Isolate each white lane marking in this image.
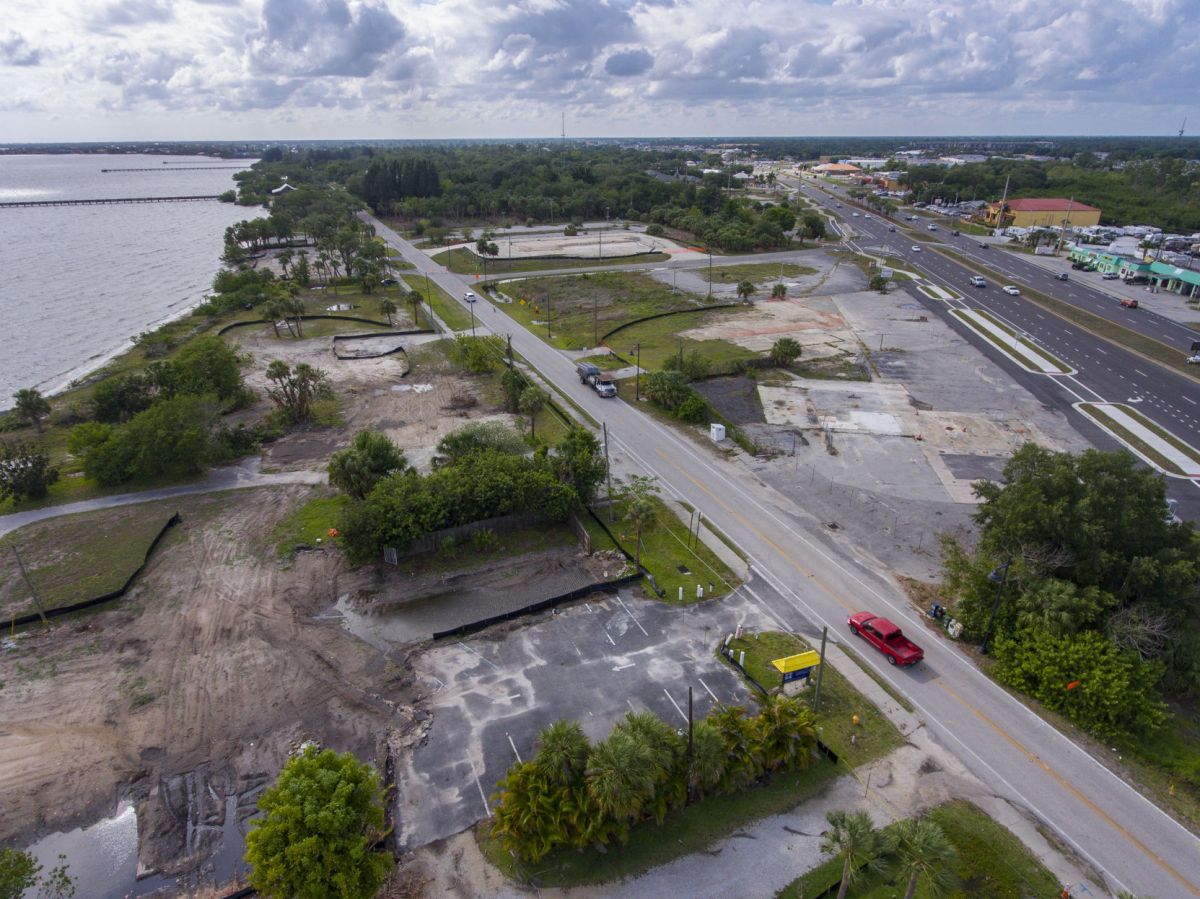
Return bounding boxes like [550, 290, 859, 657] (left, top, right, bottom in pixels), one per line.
[1185, 397, 1197, 406]
[1134, 369, 1148, 378]
[457, 641, 500, 672]
[616, 595, 649, 636]
[663, 688, 688, 723]
[602, 626, 616, 646]
[507, 733, 523, 763]
[698, 677, 720, 703]
[471, 760, 491, 817]
[612, 661, 636, 672]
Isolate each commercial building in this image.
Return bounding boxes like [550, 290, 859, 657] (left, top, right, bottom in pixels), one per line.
[984, 198, 1102, 229]
[812, 162, 862, 176]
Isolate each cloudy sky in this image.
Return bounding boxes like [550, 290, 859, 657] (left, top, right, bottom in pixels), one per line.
[1, 0, 1195, 141]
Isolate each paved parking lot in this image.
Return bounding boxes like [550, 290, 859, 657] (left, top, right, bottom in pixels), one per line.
[394, 587, 763, 850]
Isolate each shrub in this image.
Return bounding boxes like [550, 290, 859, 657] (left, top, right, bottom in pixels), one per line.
[0, 440, 59, 502]
[676, 392, 708, 424]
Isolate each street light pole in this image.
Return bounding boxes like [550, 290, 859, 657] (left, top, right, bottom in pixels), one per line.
[708, 248, 713, 298]
[632, 343, 641, 401]
[980, 557, 1013, 655]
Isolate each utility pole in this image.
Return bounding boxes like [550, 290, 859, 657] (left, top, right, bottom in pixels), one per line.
[995, 174, 1011, 234]
[506, 334, 513, 367]
[592, 294, 598, 347]
[599, 228, 603, 261]
[633, 343, 642, 401]
[11, 545, 49, 627]
[1055, 196, 1075, 257]
[708, 248, 713, 298]
[602, 421, 613, 522]
[470, 300, 476, 337]
[812, 625, 828, 712]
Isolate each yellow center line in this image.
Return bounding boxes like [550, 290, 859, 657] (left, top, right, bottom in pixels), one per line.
[938, 675, 1198, 893]
[655, 448, 1200, 895]
[652, 447, 855, 613]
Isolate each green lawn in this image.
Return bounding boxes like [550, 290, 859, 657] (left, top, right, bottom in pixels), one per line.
[479, 760, 840, 889]
[271, 492, 350, 557]
[778, 801, 1063, 899]
[604, 307, 761, 373]
[403, 275, 473, 331]
[583, 496, 739, 602]
[722, 632, 904, 768]
[432, 247, 669, 275]
[701, 262, 819, 284]
[499, 271, 715, 352]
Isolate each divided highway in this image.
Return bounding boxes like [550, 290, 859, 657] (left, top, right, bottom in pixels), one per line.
[368, 212, 1200, 898]
[793, 179, 1200, 520]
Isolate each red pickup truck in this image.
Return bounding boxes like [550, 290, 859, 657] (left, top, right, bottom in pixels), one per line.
[848, 612, 924, 666]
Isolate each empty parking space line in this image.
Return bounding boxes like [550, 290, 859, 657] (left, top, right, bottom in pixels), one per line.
[616, 595, 650, 637]
[612, 660, 636, 672]
[470, 760, 491, 818]
[698, 677, 720, 703]
[507, 733, 523, 763]
[601, 626, 616, 646]
[1134, 369, 1148, 378]
[457, 641, 500, 672]
[663, 688, 688, 723]
[1186, 397, 1197, 406]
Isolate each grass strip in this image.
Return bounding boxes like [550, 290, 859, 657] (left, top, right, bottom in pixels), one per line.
[270, 493, 349, 558]
[700, 262, 819, 284]
[721, 631, 905, 769]
[402, 275, 473, 332]
[431, 247, 670, 275]
[835, 643, 917, 714]
[478, 761, 840, 889]
[778, 801, 1062, 899]
[1077, 404, 1195, 476]
[936, 246, 1200, 381]
[951, 308, 1070, 374]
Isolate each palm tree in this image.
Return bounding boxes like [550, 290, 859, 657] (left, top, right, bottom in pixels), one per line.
[533, 720, 590, 788]
[754, 694, 817, 772]
[821, 809, 893, 899]
[518, 386, 546, 438]
[687, 719, 727, 800]
[711, 704, 762, 790]
[628, 497, 655, 567]
[585, 731, 657, 822]
[379, 297, 396, 326]
[614, 712, 684, 821]
[770, 282, 787, 299]
[409, 289, 424, 327]
[13, 388, 50, 433]
[736, 280, 756, 303]
[894, 818, 956, 899]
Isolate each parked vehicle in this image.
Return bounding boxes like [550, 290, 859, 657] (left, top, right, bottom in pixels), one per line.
[927, 224, 937, 231]
[911, 246, 921, 252]
[1121, 298, 1139, 309]
[888, 225, 896, 232]
[464, 291, 477, 302]
[951, 229, 960, 236]
[848, 612, 924, 666]
[1124, 275, 1149, 285]
[1102, 272, 1119, 280]
[577, 362, 617, 397]
[1002, 285, 1021, 296]
[977, 242, 988, 249]
[1072, 262, 1086, 270]
[1055, 273, 1069, 281]
[970, 276, 987, 288]
[1186, 355, 1200, 364]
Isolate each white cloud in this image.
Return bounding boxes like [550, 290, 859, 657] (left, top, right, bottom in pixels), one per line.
[1, 0, 1196, 139]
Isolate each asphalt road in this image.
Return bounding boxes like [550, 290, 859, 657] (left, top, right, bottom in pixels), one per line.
[369, 212, 1200, 898]
[791, 178, 1200, 521]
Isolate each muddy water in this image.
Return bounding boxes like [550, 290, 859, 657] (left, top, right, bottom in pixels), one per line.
[21, 795, 248, 898]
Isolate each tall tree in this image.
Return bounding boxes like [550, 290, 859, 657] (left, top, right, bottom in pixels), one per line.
[12, 388, 50, 433]
[518, 386, 546, 438]
[378, 297, 397, 326]
[265, 361, 329, 424]
[245, 747, 390, 899]
[628, 497, 656, 567]
[820, 809, 893, 899]
[893, 818, 957, 899]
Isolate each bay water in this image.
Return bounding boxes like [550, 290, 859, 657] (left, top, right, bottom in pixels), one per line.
[0, 154, 261, 404]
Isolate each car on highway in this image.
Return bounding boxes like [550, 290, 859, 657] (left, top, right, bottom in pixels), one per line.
[1055, 273, 1069, 281]
[1102, 272, 1119, 280]
[970, 276, 987, 287]
[927, 224, 937, 231]
[911, 246, 921, 252]
[977, 242, 988, 249]
[851, 212, 859, 217]
[464, 291, 477, 302]
[1002, 285, 1020, 295]
[1187, 355, 1200, 365]
[888, 225, 896, 232]
[1121, 298, 1139, 309]
[848, 612, 924, 666]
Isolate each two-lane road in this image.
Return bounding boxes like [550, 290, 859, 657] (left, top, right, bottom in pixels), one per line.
[368, 212, 1200, 897]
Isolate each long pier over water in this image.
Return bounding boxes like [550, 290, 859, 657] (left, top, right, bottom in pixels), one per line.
[0, 195, 221, 209]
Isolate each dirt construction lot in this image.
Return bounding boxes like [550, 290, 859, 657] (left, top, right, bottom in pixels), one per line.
[0, 487, 416, 870]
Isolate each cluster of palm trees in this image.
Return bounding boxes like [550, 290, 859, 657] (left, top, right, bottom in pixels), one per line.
[821, 808, 957, 899]
[491, 697, 817, 863]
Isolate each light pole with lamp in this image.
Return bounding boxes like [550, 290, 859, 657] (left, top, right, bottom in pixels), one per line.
[980, 557, 1013, 655]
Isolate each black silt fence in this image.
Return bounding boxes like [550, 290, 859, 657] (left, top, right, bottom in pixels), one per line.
[431, 572, 642, 641]
[7, 513, 182, 630]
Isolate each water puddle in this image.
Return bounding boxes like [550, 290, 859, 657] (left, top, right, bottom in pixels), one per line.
[21, 777, 253, 898]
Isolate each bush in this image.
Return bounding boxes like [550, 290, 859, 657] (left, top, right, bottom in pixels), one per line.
[81, 394, 217, 486]
[435, 420, 526, 466]
[0, 440, 59, 502]
[645, 223, 665, 237]
[451, 335, 503, 374]
[676, 392, 708, 424]
[91, 374, 153, 422]
[645, 370, 690, 411]
[328, 430, 408, 499]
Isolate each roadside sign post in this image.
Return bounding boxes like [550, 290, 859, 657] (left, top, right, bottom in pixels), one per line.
[813, 626, 828, 712]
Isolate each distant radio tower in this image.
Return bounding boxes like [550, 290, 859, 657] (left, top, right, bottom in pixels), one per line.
[1179, 117, 1187, 138]
[561, 111, 566, 145]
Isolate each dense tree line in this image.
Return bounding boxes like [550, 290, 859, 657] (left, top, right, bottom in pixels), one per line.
[334, 423, 606, 564]
[942, 444, 1200, 741]
[900, 158, 1200, 231]
[491, 698, 817, 863]
[359, 157, 441, 209]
